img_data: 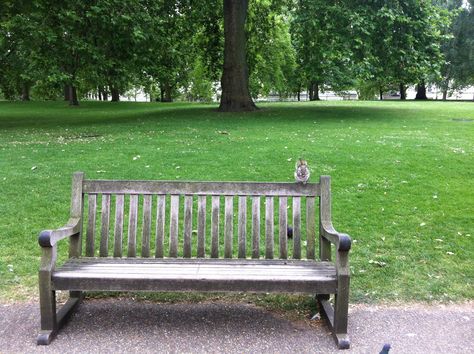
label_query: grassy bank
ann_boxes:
[0,100,472,303]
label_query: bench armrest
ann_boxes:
[38,218,81,248]
[321,221,352,252]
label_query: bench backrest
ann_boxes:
[71,172,330,260]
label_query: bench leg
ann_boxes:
[37,279,84,345]
[317,292,350,350]
[37,285,57,345]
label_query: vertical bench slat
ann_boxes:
[169,195,179,257]
[265,197,274,259]
[114,194,124,257]
[319,176,332,261]
[183,195,193,258]
[99,194,110,257]
[86,194,97,257]
[238,196,247,258]
[306,196,316,260]
[279,197,288,259]
[224,196,233,258]
[142,195,152,257]
[69,172,84,258]
[251,196,260,259]
[197,195,206,258]
[211,196,220,258]
[293,197,301,259]
[127,195,138,257]
[155,195,165,258]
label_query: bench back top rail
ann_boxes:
[72,173,327,260]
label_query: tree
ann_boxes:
[344,0,450,100]
[0,2,38,100]
[435,0,474,99]
[247,0,296,99]
[291,0,354,101]
[219,0,256,112]
[31,1,98,105]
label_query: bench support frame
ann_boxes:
[37,244,84,345]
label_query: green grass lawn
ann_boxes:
[0,100,472,304]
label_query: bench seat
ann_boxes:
[53,258,337,293]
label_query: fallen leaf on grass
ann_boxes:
[368,259,387,267]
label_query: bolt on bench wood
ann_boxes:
[38,172,351,349]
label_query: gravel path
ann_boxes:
[0,299,472,353]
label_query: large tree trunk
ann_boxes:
[415,81,428,100]
[313,82,320,100]
[442,90,448,100]
[379,88,383,100]
[309,82,320,101]
[68,85,79,106]
[160,83,172,102]
[21,82,30,101]
[64,85,70,101]
[399,83,406,100]
[98,86,105,101]
[218,0,256,112]
[111,87,120,102]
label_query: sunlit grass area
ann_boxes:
[0,100,472,303]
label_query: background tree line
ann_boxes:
[1,0,473,107]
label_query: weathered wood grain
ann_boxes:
[211,196,220,258]
[69,172,84,258]
[279,197,288,259]
[113,195,124,257]
[319,176,332,261]
[99,194,110,257]
[224,196,233,258]
[169,195,179,257]
[52,258,337,293]
[127,195,138,257]
[252,196,260,259]
[306,196,316,260]
[293,197,301,259]
[84,180,320,197]
[265,197,274,259]
[141,195,152,257]
[197,196,206,258]
[238,196,247,258]
[155,195,165,258]
[85,194,97,257]
[183,195,193,258]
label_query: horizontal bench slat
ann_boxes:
[52,258,337,293]
[83,180,320,197]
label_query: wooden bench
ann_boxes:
[38,172,352,348]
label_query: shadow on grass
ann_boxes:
[0,100,413,130]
